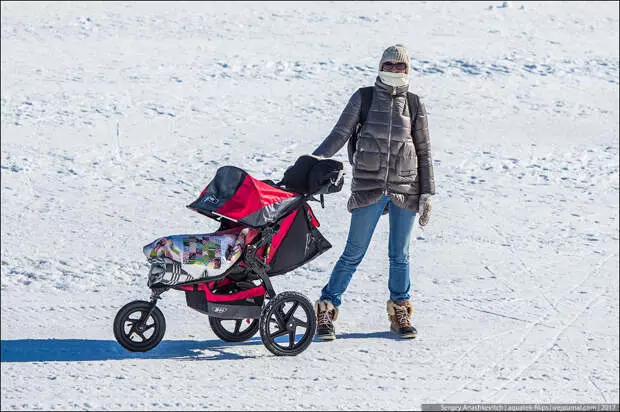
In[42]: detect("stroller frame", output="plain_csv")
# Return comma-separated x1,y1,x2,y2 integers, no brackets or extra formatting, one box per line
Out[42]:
114,192,328,356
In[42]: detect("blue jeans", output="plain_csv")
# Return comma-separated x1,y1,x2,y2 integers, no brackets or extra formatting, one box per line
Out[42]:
320,195,417,307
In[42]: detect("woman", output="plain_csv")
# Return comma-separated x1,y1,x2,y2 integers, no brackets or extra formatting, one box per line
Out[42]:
312,44,435,340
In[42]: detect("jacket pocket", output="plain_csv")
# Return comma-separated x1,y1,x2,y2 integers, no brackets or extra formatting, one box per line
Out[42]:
397,141,417,177
353,136,381,172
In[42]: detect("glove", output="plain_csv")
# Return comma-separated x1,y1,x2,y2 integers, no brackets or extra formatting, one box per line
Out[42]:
418,194,432,227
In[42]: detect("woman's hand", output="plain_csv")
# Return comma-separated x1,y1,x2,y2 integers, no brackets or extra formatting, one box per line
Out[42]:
418,194,432,227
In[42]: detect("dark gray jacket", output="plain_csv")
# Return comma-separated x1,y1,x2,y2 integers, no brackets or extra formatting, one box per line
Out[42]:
313,77,435,212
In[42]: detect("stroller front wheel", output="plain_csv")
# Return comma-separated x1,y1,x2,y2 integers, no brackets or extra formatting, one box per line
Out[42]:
113,300,166,352
259,291,316,356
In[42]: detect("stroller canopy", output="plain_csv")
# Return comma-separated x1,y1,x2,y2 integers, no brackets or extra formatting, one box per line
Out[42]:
187,166,302,227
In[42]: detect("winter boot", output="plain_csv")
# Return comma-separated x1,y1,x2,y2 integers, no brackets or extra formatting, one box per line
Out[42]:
315,300,338,341
387,300,417,339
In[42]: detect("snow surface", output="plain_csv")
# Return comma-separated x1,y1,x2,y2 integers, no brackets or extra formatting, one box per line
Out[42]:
1,1,618,410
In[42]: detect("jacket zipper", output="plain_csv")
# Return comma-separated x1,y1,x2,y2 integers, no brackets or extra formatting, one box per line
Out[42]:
384,88,396,195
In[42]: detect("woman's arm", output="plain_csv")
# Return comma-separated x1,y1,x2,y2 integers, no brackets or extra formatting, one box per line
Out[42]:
312,89,362,158
412,98,435,195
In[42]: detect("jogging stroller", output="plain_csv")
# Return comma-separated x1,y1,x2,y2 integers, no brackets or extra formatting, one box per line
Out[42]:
113,155,344,356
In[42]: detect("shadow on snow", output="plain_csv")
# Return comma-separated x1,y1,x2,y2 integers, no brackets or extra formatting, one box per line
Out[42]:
0,337,266,362
313,331,403,341
1,332,402,362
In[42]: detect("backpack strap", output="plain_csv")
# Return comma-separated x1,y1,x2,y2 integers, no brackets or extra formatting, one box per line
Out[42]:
347,87,374,165
359,86,373,124
407,92,419,131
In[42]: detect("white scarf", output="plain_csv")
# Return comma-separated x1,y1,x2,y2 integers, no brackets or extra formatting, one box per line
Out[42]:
378,71,409,88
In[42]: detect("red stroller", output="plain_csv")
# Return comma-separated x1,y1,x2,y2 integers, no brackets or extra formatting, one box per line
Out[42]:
113,157,343,356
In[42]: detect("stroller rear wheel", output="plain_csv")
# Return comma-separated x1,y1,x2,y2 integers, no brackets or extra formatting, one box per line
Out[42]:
209,317,260,342
113,300,166,352
259,291,316,356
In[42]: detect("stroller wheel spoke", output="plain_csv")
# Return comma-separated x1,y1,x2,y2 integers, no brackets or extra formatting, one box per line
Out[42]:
126,314,142,325
292,316,307,328
125,310,153,342
274,308,286,329
131,310,145,320
135,331,147,342
288,331,296,349
142,323,156,333
126,314,146,329
126,322,137,337
285,302,299,321
270,328,288,339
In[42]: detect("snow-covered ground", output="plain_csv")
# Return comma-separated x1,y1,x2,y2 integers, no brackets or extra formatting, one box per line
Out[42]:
1,1,618,410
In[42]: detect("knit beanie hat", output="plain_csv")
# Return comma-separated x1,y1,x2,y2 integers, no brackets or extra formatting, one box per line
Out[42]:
379,44,410,72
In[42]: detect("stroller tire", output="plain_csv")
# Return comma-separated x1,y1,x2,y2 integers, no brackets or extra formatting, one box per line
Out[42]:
209,317,260,342
259,291,317,356
113,300,166,352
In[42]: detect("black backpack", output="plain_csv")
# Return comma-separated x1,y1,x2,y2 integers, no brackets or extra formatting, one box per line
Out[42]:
347,87,420,165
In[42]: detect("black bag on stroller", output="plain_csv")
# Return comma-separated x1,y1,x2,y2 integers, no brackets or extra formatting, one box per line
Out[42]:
279,154,344,195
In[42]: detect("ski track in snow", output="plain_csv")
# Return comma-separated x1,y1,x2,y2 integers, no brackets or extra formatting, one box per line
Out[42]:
1,1,619,410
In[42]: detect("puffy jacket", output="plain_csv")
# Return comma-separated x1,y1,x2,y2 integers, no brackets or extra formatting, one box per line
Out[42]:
312,77,435,212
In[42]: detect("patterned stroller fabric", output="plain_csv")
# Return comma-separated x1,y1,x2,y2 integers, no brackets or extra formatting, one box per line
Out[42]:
143,227,254,285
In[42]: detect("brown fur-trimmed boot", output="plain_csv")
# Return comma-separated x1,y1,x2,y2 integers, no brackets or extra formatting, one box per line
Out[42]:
315,300,339,341
387,300,417,339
